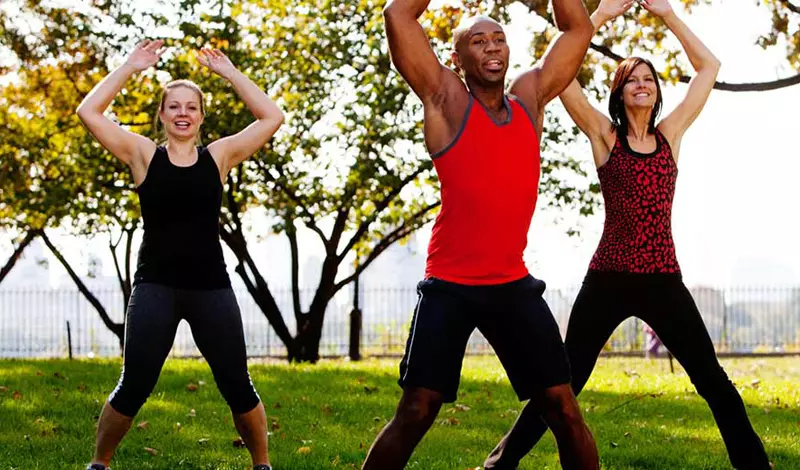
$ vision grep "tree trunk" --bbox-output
[0,230,40,284]
[220,226,298,358]
[293,307,326,363]
[41,231,125,350]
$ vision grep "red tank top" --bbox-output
[425,95,540,285]
[589,129,681,273]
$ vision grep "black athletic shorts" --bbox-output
[398,274,571,403]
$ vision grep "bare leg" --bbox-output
[362,387,444,470]
[536,384,599,470]
[90,402,134,466]
[233,402,270,466]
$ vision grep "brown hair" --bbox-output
[608,57,662,135]
[154,80,205,142]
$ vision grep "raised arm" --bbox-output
[559,1,633,165]
[383,0,458,103]
[510,0,593,116]
[646,0,721,154]
[76,40,162,184]
[201,49,284,178]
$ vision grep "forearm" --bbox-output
[384,0,432,20]
[225,69,282,122]
[662,11,720,71]
[552,0,592,32]
[590,9,613,32]
[77,64,136,115]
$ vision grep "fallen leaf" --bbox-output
[610,441,619,448]
[0,386,8,392]
[454,404,471,412]
[363,386,378,394]
[186,383,198,392]
[187,409,196,417]
[12,390,22,400]
[624,432,631,438]
[143,447,158,456]
[36,371,43,376]
[271,421,280,431]
[53,372,66,380]
[273,402,282,409]
[198,438,209,444]
[321,405,333,415]
[137,421,149,430]
[198,380,206,386]
[297,446,312,454]
[77,384,88,392]
[233,438,246,448]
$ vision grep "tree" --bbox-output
[4,0,794,361]
[0,0,174,345]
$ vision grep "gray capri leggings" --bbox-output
[108,283,260,417]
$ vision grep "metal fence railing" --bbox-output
[1,284,799,358]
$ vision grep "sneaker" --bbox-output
[253,465,272,470]
[86,465,109,470]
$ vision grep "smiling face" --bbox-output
[608,57,663,133]
[451,16,510,87]
[157,81,205,142]
[622,63,658,110]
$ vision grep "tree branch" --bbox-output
[0,230,40,284]
[589,42,800,92]
[777,0,800,15]
[41,230,123,340]
[109,232,126,294]
[219,226,297,353]
[331,201,440,295]
[285,217,303,321]
[338,165,429,263]
[253,158,329,244]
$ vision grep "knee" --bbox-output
[108,382,150,417]
[395,389,443,430]
[540,386,585,432]
[218,373,261,415]
[690,365,736,400]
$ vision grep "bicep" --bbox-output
[384,6,450,100]
[659,68,718,143]
[207,116,283,175]
[522,28,591,108]
[559,80,611,141]
[78,112,154,167]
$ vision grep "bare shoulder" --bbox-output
[422,69,471,156]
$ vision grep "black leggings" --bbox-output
[108,283,260,417]
[485,271,770,470]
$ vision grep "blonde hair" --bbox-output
[154,80,206,143]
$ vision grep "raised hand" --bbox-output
[638,0,674,18]
[124,40,165,72]
[597,0,636,21]
[197,48,237,80]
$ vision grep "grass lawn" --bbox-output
[0,356,798,469]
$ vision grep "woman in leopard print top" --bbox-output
[484,1,771,469]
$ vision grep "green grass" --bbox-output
[0,356,798,469]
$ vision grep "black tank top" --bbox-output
[134,146,231,289]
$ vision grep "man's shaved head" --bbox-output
[452,15,504,51]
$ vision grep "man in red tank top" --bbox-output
[362,1,599,469]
